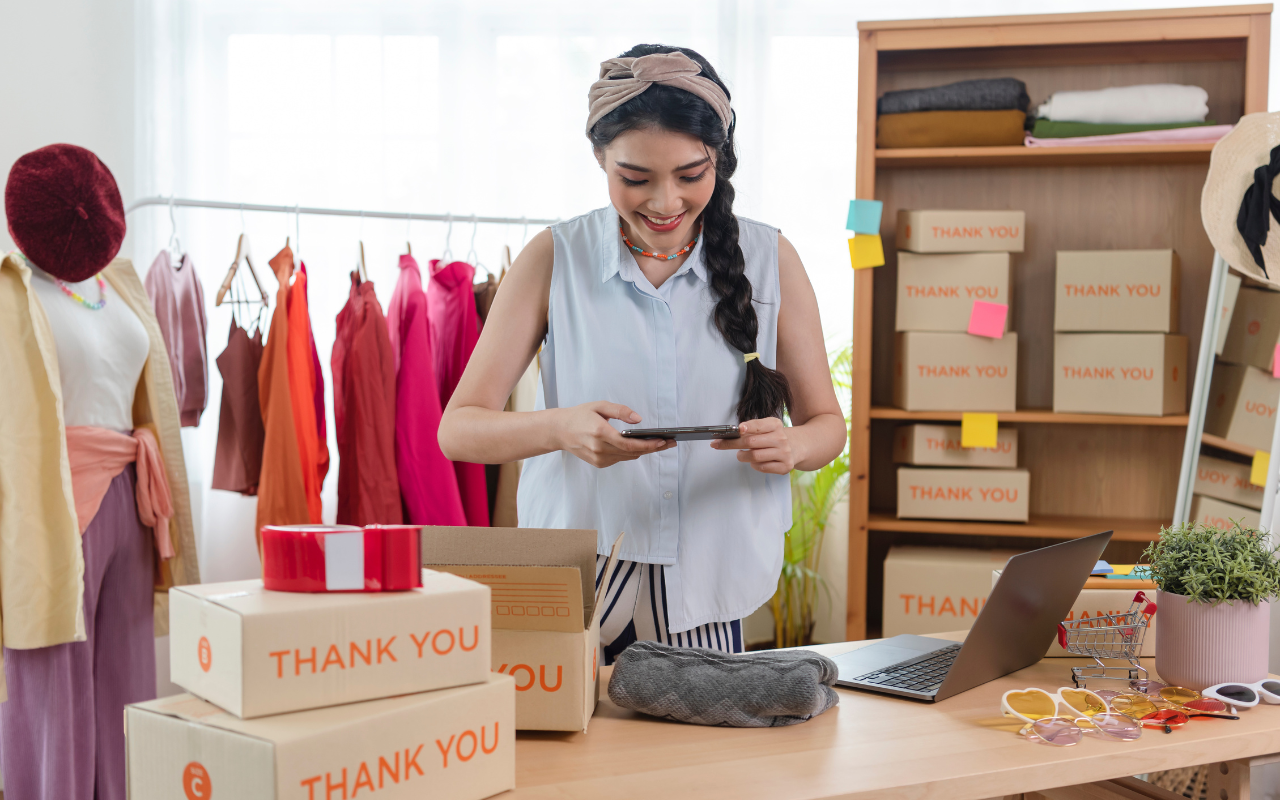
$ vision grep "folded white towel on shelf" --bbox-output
[1036,84,1209,124]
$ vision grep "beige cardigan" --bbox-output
[0,254,199,698]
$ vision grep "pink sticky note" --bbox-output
[1273,343,1280,378]
[967,301,1008,339]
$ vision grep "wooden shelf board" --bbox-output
[1201,432,1260,457]
[1083,577,1156,590]
[870,407,1189,426]
[867,512,1164,542]
[875,142,1215,169]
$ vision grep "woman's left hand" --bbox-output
[710,417,796,474]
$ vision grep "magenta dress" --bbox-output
[386,255,467,525]
[427,259,491,527]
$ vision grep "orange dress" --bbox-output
[254,247,310,542]
[285,254,326,524]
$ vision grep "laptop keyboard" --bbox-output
[852,643,962,694]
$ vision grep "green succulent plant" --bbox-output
[1140,520,1280,605]
[769,343,851,649]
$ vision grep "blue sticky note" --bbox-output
[846,199,883,235]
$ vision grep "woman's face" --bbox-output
[600,126,716,254]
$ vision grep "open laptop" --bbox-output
[834,530,1112,702]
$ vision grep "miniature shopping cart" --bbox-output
[1056,591,1158,688]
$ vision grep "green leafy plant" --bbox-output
[1140,520,1280,605]
[769,343,851,649]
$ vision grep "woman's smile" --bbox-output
[638,210,686,232]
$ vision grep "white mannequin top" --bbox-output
[28,260,149,431]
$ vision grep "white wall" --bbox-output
[0,0,137,254]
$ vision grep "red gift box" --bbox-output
[261,524,423,592]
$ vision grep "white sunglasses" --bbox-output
[1202,680,1280,708]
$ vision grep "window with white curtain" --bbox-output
[133,0,864,582]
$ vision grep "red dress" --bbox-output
[427,259,490,527]
[386,255,467,525]
[333,274,402,525]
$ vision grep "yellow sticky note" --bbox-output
[1251,450,1270,487]
[848,234,885,270]
[961,412,998,449]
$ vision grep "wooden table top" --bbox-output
[510,633,1280,800]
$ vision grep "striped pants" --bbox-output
[595,555,743,665]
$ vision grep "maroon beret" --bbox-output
[5,144,126,282]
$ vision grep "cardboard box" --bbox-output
[1204,362,1280,452]
[893,332,1018,412]
[1190,494,1262,530]
[1054,250,1179,333]
[126,675,515,800]
[1220,285,1280,371]
[892,423,1018,469]
[169,570,490,719]
[895,252,1012,332]
[1217,272,1243,356]
[1194,454,1264,510]
[896,467,1030,522]
[883,546,1020,637]
[896,209,1025,253]
[993,571,1157,657]
[422,527,620,733]
[1053,333,1187,416]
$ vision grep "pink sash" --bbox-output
[64,426,176,559]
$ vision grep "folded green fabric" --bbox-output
[1030,119,1216,138]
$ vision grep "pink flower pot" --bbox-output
[1154,590,1270,691]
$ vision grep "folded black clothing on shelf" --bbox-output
[607,640,840,728]
[877,77,1030,115]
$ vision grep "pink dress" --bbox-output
[427,259,491,527]
[386,255,467,525]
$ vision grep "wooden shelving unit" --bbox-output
[1201,431,1261,457]
[847,5,1272,640]
[866,513,1165,542]
[870,407,1190,426]
[876,142,1216,168]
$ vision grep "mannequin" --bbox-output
[0,144,200,800]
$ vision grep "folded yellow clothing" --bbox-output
[877,109,1027,149]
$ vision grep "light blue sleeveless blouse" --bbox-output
[517,206,792,633]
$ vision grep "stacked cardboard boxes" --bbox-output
[423,526,621,733]
[127,562,516,800]
[893,210,1029,522]
[893,210,1022,413]
[1195,281,1280,525]
[1052,250,1187,416]
[1206,285,1280,451]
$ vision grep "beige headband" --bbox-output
[586,51,733,136]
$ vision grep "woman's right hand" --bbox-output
[553,402,672,468]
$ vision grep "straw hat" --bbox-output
[1202,112,1280,288]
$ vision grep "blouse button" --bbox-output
[664,491,673,499]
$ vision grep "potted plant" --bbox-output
[1141,520,1280,690]
[769,344,851,649]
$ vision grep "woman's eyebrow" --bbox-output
[614,156,711,173]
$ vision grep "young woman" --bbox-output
[440,45,845,662]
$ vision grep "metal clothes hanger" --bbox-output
[356,209,369,282]
[167,195,184,265]
[405,211,413,256]
[216,204,269,306]
[441,213,454,262]
[466,214,491,278]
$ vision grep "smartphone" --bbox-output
[621,425,741,441]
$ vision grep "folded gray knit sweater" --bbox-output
[607,641,840,728]
[877,77,1030,115]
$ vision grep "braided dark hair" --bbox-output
[588,44,791,422]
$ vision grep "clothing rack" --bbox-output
[125,195,560,227]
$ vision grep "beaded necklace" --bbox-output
[620,224,699,262]
[21,254,106,310]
